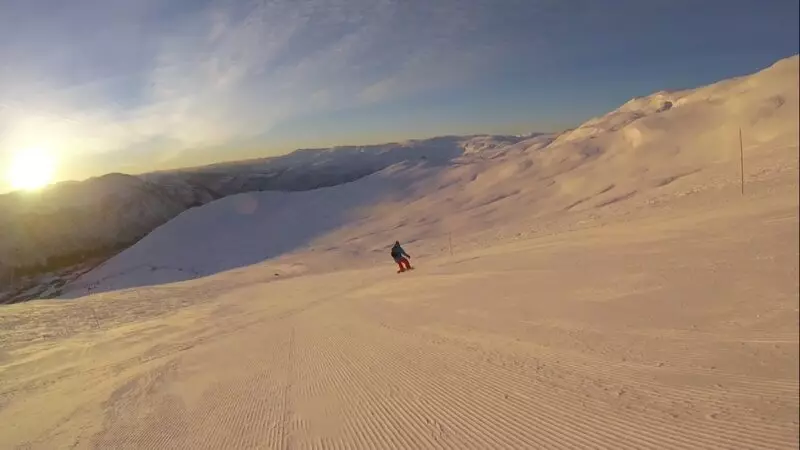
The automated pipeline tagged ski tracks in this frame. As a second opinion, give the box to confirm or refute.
[11,269,796,449]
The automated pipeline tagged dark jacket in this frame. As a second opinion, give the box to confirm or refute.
[391,243,409,260]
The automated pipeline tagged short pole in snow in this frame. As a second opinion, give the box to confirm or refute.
[739,127,745,196]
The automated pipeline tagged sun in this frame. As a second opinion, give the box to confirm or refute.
[7,148,57,191]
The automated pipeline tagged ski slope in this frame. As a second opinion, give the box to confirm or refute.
[1,180,797,449]
[0,55,797,449]
[58,162,453,296]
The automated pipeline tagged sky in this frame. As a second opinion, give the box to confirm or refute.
[0,0,797,190]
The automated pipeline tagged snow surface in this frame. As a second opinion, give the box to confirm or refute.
[0,55,797,449]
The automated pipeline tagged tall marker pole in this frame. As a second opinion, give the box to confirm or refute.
[739,127,745,196]
[448,232,453,257]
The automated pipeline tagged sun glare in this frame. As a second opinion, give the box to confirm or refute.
[7,148,57,191]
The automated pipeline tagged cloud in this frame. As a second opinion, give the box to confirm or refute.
[0,0,609,178]
[0,0,510,169]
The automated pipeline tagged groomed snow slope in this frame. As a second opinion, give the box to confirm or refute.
[1,170,797,448]
[62,55,799,298]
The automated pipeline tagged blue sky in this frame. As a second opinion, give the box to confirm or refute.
[0,0,797,185]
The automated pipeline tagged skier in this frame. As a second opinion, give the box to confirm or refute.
[391,241,413,273]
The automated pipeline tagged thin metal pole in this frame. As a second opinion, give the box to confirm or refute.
[448,233,453,256]
[739,127,744,196]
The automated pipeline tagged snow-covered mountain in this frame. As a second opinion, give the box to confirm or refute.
[58,54,799,299]
[0,134,530,303]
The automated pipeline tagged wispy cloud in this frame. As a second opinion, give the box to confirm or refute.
[0,0,526,175]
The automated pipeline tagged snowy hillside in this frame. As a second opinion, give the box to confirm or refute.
[0,134,528,303]
[61,55,799,299]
